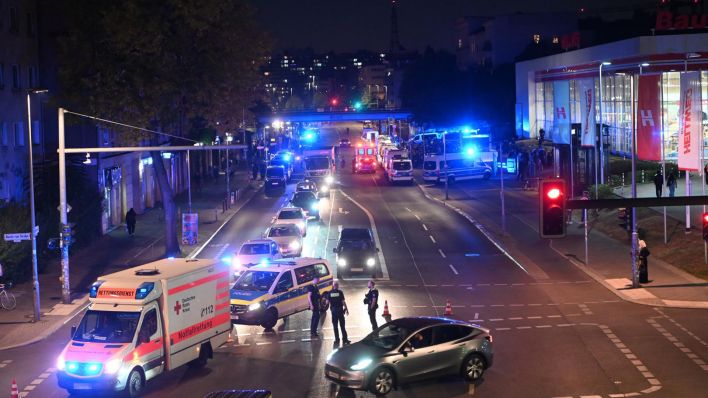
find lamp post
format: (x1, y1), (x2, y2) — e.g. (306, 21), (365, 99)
(598, 61), (611, 187)
(26, 88), (47, 320)
(444, 132), (449, 200)
(226, 134), (233, 207)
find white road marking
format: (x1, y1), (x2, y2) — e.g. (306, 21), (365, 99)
(337, 190), (389, 280)
(648, 317), (708, 372)
(414, 214), (421, 221)
(429, 235), (436, 243)
(405, 207), (412, 212)
(422, 224), (428, 231)
(438, 249), (446, 258)
(214, 243), (230, 259)
(448, 264), (459, 275)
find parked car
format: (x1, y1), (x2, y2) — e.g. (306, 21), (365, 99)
(325, 317), (494, 396)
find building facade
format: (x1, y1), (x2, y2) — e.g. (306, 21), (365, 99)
(0, 0), (40, 204)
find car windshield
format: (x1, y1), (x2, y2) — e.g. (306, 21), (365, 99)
(297, 183), (315, 191)
(73, 310), (141, 343)
(266, 168), (284, 178)
(305, 157), (330, 170)
(423, 161), (437, 170)
(293, 192), (315, 202)
(340, 239), (372, 251)
(240, 243), (270, 255)
(393, 161), (411, 171)
(340, 229), (371, 240)
(233, 270), (279, 292)
(268, 225), (299, 237)
(279, 210), (303, 219)
(362, 323), (410, 350)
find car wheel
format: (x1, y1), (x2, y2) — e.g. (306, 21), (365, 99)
(462, 353), (486, 382)
(125, 368), (145, 398)
(370, 367), (395, 396)
(260, 308), (278, 329)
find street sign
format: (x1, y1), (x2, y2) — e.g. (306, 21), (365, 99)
(4, 233), (31, 243)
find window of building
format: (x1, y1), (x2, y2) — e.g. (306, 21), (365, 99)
(32, 121), (40, 145)
(11, 65), (20, 90)
(1, 123), (8, 147)
(26, 12), (35, 37)
(14, 122), (24, 146)
(552, 36), (559, 44)
(9, 7), (19, 33)
(533, 34), (541, 44)
(28, 65), (37, 88)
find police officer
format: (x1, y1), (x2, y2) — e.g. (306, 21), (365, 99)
(307, 277), (322, 338)
(364, 279), (379, 330)
(325, 280), (350, 345)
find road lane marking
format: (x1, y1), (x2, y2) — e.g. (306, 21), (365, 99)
(448, 264), (459, 275)
(422, 224), (428, 231)
(214, 243), (230, 259)
(647, 317), (708, 372)
(654, 308), (708, 349)
(429, 235), (436, 243)
(337, 190), (389, 280)
(414, 214), (421, 220)
(405, 207), (412, 212)
(438, 249), (446, 258)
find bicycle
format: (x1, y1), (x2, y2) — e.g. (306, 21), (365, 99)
(0, 283), (17, 310)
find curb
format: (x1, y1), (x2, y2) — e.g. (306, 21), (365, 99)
(420, 182), (708, 311)
(0, 295), (89, 351)
(547, 239), (708, 310)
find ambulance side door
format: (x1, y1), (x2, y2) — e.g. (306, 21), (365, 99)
(135, 306), (164, 380)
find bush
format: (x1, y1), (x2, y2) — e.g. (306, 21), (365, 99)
(0, 203), (31, 283)
(587, 184), (616, 199)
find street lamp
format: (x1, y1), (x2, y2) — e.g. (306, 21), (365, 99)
(443, 132), (449, 200)
(598, 61), (611, 188)
(26, 88), (48, 321)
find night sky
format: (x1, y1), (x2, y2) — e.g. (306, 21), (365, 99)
(252, 0), (656, 53)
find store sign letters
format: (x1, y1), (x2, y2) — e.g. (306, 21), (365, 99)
(655, 11), (707, 30)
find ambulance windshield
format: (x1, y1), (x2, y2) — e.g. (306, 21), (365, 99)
(73, 310), (141, 343)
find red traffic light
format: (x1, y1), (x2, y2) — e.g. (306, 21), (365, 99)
(330, 98), (338, 105)
(703, 213), (708, 223)
(546, 188), (561, 200)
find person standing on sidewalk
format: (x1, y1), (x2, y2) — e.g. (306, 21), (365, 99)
(653, 170), (663, 198)
(638, 239), (650, 284)
(307, 277), (322, 338)
(364, 279), (379, 330)
(325, 280), (350, 345)
(126, 208), (137, 236)
(667, 171), (677, 197)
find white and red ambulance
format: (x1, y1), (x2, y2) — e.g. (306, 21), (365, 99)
(56, 258), (230, 397)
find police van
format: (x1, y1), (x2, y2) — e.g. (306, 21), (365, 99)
(230, 258), (334, 329)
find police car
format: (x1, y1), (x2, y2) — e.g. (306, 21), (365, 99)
(230, 258), (334, 329)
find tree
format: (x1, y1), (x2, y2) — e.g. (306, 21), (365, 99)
(56, 0), (270, 256)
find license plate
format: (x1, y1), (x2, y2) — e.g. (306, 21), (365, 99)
(351, 267), (364, 272)
(73, 383), (91, 390)
(327, 371), (339, 379)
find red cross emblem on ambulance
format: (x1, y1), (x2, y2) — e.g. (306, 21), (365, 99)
(174, 301), (182, 315)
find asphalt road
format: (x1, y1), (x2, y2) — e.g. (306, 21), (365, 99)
(2, 123), (707, 398)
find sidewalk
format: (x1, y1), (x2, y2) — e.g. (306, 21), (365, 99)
(420, 173), (708, 310)
(0, 167), (262, 351)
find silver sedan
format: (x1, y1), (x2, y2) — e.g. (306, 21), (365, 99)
(324, 317), (494, 396)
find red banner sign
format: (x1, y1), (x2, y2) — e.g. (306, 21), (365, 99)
(637, 75), (662, 161)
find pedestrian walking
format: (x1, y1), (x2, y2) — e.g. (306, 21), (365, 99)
(364, 280), (379, 330)
(126, 208), (137, 236)
(667, 171), (677, 197)
(307, 277), (322, 338)
(324, 280), (350, 345)
(251, 162), (258, 180)
(653, 170), (663, 198)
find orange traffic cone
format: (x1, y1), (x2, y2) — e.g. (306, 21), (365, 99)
(444, 300), (453, 316)
(227, 332), (234, 343)
(10, 379), (19, 398)
(382, 300), (391, 317)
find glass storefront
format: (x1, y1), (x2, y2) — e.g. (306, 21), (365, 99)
(534, 70), (708, 161)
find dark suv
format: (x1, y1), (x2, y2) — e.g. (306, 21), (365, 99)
(332, 228), (379, 275)
(264, 166), (287, 197)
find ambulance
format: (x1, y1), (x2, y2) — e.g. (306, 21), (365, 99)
(56, 258), (230, 397)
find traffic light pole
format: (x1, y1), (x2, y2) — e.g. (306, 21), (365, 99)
(58, 108), (71, 304)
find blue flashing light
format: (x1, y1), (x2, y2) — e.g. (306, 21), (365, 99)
(66, 362), (79, 372)
(89, 281), (105, 298)
(311, 203), (319, 211)
(86, 363), (101, 374)
(353, 101), (362, 110)
(283, 154), (291, 161)
(465, 146), (476, 157)
(135, 282), (155, 300)
(167, 256), (175, 260)
(259, 258), (269, 266)
(221, 256), (232, 264)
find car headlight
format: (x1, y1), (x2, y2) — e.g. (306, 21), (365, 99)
(289, 240), (301, 250)
(248, 302), (262, 311)
(297, 221), (305, 229)
(326, 348), (339, 362)
(104, 358), (122, 375)
(232, 258), (242, 269)
(325, 175), (334, 184)
(366, 258), (375, 267)
(337, 258), (347, 267)
(56, 355), (66, 371)
(311, 203), (319, 211)
(350, 358), (373, 371)
(320, 185), (329, 193)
